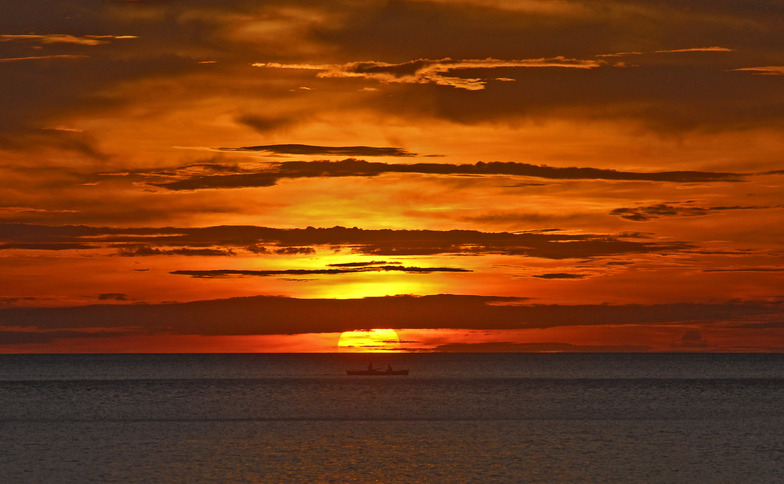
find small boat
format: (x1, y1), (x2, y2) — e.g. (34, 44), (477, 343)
(346, 368), (409, 376)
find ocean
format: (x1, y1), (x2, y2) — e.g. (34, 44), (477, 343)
(2, 353), (784, 482)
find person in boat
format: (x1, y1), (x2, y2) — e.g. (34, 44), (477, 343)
(367, 362), (375, 372)
(386, 364), (393, 372)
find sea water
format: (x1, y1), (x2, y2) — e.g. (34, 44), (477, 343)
(2, 353), (784, 482)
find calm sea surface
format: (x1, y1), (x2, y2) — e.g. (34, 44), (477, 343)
(2, 353), (784, 482)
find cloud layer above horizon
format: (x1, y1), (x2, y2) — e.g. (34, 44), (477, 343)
(1, 0), (783, 352)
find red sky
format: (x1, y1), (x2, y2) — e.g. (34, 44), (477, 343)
(1, 0), (783, 352)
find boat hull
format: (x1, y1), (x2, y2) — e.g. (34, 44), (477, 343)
(346, 369), (409, 376)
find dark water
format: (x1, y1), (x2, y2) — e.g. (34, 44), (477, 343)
(2, 353), (784, 482)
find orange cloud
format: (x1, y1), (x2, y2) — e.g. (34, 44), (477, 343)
(0, 34), (137, 46)
(654, 46), (734, 54)
(0, 54), (87, 63)
(256, 57), (601, 90)
(732, 66), (784, 76)
(2, 0), (784, 354)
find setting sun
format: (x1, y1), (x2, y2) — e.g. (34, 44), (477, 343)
(337, 329), (402, 352)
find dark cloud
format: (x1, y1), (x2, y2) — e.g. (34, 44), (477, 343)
(153, 172), (281, 190)
(533, 273), (587, 279)
(151, 159), (741, 191)
(0, 52), (199, 142)
(460, 212), (587, 227)
(3, 0), (784, 140)
(0, 242), (94, 250)
(1, 294), (781, 336)
(0, 127), (107, 159)
(432, 342), (651, 353)
(402, 62), (784, 132)
(0, 1), (312, 147)
(98, 293), (128, 301)
(728, 321), (784, 330)
(0, 223), (693, 260)
(0, 330), (129, 345)
(316, 0), (784, 62)
(220, 144), (416, 157)
(328, 260), (398, 267)
(0, 297), (40, 306)
(274, 247), (316, 255)
(611, 202), (773, 221)
(703, 267), (784, 273)
(236, 114), (305, 133)
(357, 237), (690, 259)
(309, 1), (784, 132)
(171, 265), (470, 278)
(117, 246), (236, 257)
(101, 160), (251, 188)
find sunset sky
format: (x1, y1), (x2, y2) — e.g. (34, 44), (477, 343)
(1, 0), (783, 352)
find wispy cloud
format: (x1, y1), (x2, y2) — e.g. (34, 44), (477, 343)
(598, 46), (735, 57)
(255, 57), (601, 90)
(0, 34), (137, 46)
(703, 267), (784, 273)
(731, 66), (784, 76)
(0, 54), (87, 63)
(610, 202), (773, 221)
(0, 206), (78, 215)
(655, 47), (734, 54)
(0, 242), (93, 250)
(255, 48), (732, 92)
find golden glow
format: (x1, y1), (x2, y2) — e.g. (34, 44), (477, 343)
(3, 2), (784, 354)
(313, 277), (433, 299)
(337, 329), (402, 352)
